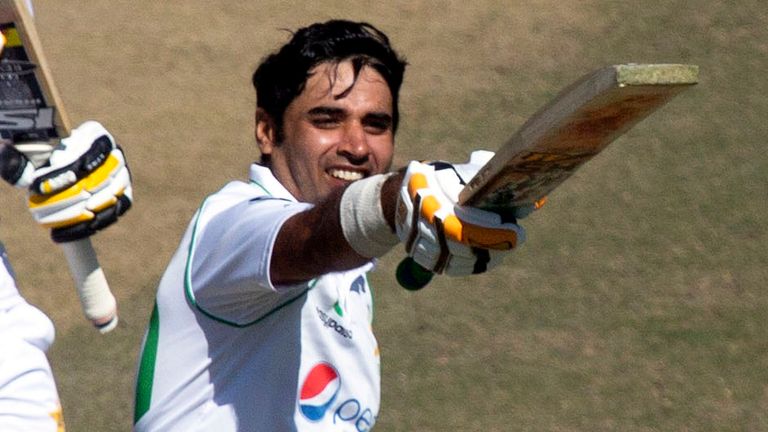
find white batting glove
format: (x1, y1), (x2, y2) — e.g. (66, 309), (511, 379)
(395, 151), (526, 276)
(26, 121), (133, 243)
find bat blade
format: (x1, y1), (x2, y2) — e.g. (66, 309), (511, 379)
(0, 0), (118, 332)
(397, 63), (698, 290)
(460, 64), (698, 213)
(0, 0), (70, 142)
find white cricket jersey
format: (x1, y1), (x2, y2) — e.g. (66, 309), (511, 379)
(134, 164), (381, 432)
(0, 241), (63, 432)
(0, 240), (22, 311)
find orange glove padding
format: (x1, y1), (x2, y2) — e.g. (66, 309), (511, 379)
(394, 152), (525, 276)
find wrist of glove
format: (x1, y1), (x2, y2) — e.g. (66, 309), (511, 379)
(26, 121), (133, 243)
(394, 151), (526, 277)
(0, 144), (37, 187)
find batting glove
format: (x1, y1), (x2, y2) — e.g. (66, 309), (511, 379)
(26, 121), (133, 243)
(394, 151), (526, 276)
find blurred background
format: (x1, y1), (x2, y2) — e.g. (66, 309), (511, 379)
(0, 1), (765, 430)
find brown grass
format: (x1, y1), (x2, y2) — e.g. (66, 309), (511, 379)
(0, 0), (765, 430)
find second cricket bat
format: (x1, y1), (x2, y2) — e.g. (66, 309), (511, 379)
(398, 63), (699, 290)
(0, 0), (118, 332)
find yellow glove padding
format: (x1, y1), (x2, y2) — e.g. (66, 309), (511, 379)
(27, 121), (132, 243)
(395, 153), (525, 276)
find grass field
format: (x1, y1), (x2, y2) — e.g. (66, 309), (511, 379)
(0, 1), (766, 430)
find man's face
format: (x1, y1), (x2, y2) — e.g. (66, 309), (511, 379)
(257, 60), (395, 204)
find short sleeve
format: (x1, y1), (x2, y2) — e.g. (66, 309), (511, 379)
(185, 194), (313, 326)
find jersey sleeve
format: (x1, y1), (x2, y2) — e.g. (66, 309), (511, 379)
(185, 191), (314, 326)
(0, 241), (23, 309)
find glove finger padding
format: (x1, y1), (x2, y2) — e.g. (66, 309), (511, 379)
(395, 158), (525, 277)
(29, 121), (116, 194)
(27, 122), (133, 243)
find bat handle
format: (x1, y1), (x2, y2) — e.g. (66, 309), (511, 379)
(396, 257), (434, 290)
(58, 238), (118, 333)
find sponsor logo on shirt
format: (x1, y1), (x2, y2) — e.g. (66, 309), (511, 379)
(299, 363), (341, 421)
(299, 362), (376, 431)
(350, 275), (366, 294)
(316, 307), (353, 339)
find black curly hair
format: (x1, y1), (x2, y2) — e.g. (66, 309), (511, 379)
(252, 20), (407, 143)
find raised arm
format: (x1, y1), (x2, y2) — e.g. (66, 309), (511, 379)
(270, 152), (532, 287)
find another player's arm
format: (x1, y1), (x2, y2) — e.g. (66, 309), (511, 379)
(1, 1), (129, 332)
(3, 123), (132, 331)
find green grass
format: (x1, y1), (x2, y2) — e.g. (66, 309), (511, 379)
(2, 0), (764, 430)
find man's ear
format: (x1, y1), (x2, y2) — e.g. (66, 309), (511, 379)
(255, 108), (278, 156)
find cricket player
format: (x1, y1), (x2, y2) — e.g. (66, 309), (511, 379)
(0, 121), (132, 431)
(133, 20), (526, 431)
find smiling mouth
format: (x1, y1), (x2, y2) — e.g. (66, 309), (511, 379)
(328, 168), (365, 181)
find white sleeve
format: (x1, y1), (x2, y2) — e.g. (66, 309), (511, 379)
(186, 196), (313, 325)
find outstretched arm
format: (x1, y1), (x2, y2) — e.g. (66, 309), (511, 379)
(270, 150), (534, 287)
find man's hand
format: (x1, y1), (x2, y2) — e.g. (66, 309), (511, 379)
(26, 121), (133, 243)
(395, 151), (526, 276)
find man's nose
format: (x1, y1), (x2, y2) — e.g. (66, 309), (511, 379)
(338, 123), (370, 163)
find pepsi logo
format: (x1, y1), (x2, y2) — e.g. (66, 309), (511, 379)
(299, 363), (341, 421)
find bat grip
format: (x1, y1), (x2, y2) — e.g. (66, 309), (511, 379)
(59, 238), (118, 333)
(396, 257), (434, 290)
(13, 143), (118, 332)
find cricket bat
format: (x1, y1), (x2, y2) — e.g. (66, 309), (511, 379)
(397, 63), (699, 290)
(0, 0), (118, 332)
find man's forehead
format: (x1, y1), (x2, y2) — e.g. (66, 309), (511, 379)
(304, 61), (390, 102)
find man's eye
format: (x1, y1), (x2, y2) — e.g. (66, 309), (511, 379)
(312, 117), (339, 128)
(364, 119), (392, 134)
